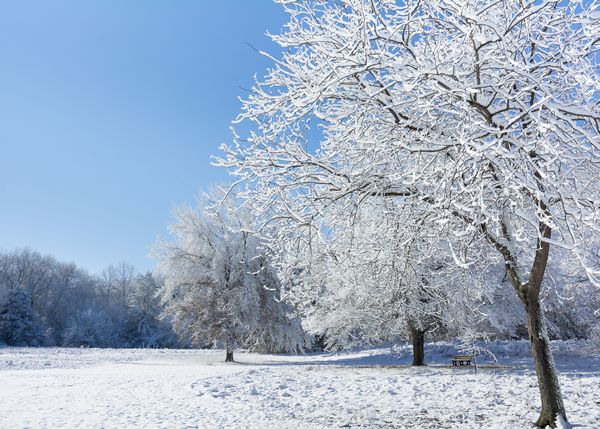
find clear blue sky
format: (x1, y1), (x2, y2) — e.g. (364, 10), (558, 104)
(0, 1), (286, 274)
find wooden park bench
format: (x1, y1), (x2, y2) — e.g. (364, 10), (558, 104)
(451, 355), (473, 366)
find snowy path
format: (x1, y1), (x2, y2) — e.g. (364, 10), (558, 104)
(0, 346), (598, 428)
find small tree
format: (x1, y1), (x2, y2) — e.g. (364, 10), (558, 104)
(155, 193), (310, 361)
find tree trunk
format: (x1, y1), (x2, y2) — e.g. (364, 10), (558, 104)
(225, 348), (234, 362)
(410, 327), (425, 366)
(492, 214), (568, 427)
(523, 291), (567, 428)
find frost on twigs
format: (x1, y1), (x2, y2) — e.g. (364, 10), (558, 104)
(153, 189), (311, 355)
(216, 0), (599, 425)
(216, 0), (600, 291)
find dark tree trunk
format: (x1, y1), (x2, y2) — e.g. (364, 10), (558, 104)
(523, 290), (567, 427)
(510, 221), (567, 428)
(477, 182), (567, 426)
(410, 327), (425, 366)
(225, 349), (234, 362)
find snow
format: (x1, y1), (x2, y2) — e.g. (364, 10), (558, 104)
(0, 342), (598, 428)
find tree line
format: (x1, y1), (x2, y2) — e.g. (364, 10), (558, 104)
(0, 251), (174, 348)
(1, 197), (596, 355)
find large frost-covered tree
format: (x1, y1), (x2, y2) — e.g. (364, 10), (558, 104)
(286, 202), (480, 365)
(155, 194), (310, 362)
(218, 1), (600, 426)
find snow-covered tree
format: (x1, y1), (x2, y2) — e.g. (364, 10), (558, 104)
(125, 273), (177, 348)
(543, 245), (600, 340)
(218, 1), (600, 425)
(286, 202), (480, 365)
(155, 194), (310, 361)
(0, 248), (55, 312)
(62, 307), (119, 348)
(474, 266), (528, 339)
(0, 288), (44, 346)
(99, 262), (136, 308)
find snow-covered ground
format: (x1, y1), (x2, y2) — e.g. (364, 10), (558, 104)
(0, 341), (598, 428)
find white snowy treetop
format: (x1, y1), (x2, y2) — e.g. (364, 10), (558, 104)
(154, 191), (310, 353)
(217, 0), (600, 288)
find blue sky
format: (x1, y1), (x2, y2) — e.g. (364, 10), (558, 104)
(0, 1), (286, 274)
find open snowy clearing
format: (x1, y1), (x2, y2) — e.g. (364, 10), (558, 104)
(0, 343), (598, 428)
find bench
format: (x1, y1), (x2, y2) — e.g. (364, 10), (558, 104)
(451, 355), (473, 366)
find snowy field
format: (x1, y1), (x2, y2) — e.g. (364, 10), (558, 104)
(0, 342), (598, 428)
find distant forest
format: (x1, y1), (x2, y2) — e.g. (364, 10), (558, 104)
(0, 248), (175, 348)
